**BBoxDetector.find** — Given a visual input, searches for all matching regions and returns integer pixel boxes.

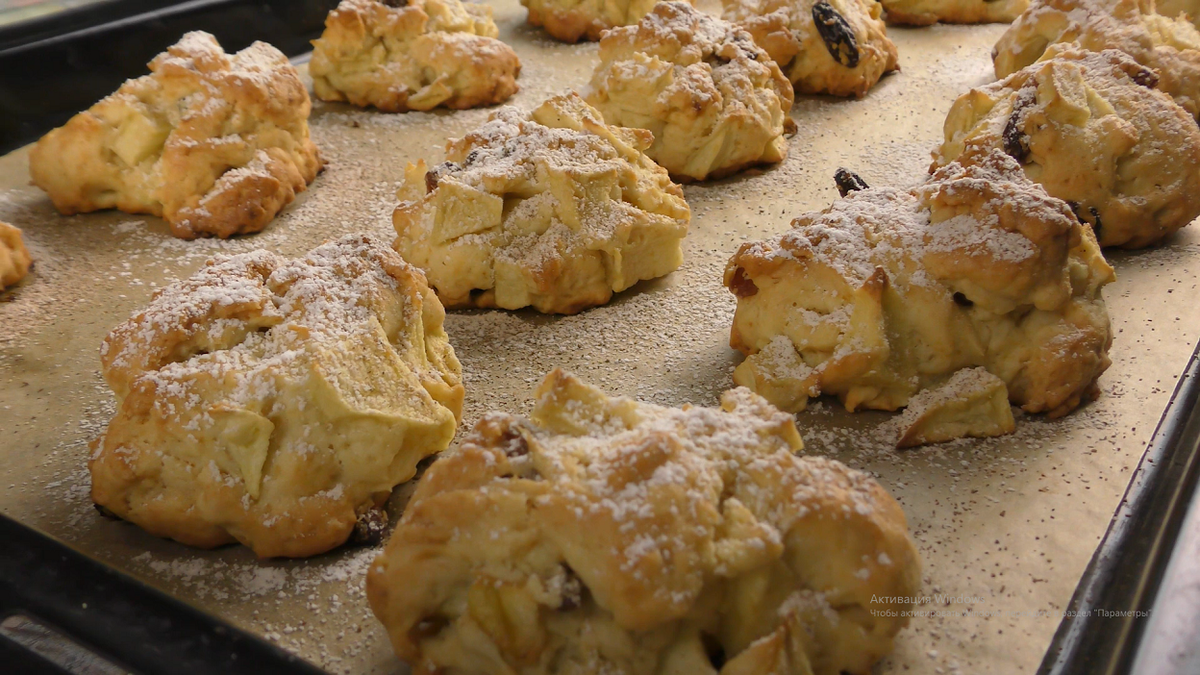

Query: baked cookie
[993,0,1200,120]
[29,32,321,240]
[725,148,1114,427]
[722,0,899,98]
[521,0,689,42]
[584,2,796,181]
[881,0,1028,25]
[368,369,921,675]
[0,222,32,292]
[310,0,521,112]
[91,235,463,558]
[392,92,691,314]
[937,47,1200,248]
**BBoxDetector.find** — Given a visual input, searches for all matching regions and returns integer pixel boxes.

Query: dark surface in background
[0,516,331,674]
[3,1,1200,672]
[0,0,338,155]
[1038,344,1200,675]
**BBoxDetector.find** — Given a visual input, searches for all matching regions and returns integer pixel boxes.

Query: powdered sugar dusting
[2,10,1199,675]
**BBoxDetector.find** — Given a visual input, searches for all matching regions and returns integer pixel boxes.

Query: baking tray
[3,1,1200,673]
[0,0,340,155]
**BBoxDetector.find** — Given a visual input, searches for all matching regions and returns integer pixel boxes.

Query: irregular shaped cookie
[893,367,1016,447]
[882,0,1028,25]
[368,369,921,675]
[725,148,1114,425]
[0,222,32,291]
[29,32,322,240]
[91,235,463,558]
[522,0,690,42]
[722,0,899,97]
[310,0,521,112]
[936,47,1200,248]
[393,92,691,314]
[993,0,1200,119]
[584,2,796,181]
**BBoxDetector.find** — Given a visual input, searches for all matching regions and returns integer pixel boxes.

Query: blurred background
[0,0,107,27]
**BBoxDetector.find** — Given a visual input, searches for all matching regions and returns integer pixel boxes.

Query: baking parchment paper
[2,2,1199,673]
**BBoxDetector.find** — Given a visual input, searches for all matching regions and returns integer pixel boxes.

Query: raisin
[380,0,407,6]
[350,506,389,545]
[499,427,529,458]
[424,161,459,193]
[834,168,869,196]
[1067,201,1103,240]
[1002,89,1035,163]
[728,267,758,298]
[952,292,973,307]
[812,2,860,68]
[1132,68,1158,89]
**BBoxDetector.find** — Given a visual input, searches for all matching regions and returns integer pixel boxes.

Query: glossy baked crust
[725,148,1114,427]
[91,235,463,558]
[722,0,898,98]
[0,222,32,292]
[993,0,1200,120]
[310,0,521,112]
[29,32,322,239]
[392,93,691,314]
[585,1,795,181]
[938,47,1200,248]
[368,369,921,675]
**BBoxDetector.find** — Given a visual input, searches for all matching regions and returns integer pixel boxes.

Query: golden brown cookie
[91,235,463,558]
[0,222,32,292]
[29,32,322,240]
[368,369,921,675]
[938,47,1200,248]
[310,0,521,112]
[993,0,1200,120]
[722,0,899,97]
[882,0,1028,25]
[392,92,691,314]
[522,0,690,42]
[584,2,795,181]
[725,148,1114,426]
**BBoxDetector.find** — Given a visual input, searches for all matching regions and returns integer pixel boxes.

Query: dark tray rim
[2,1,1199,673]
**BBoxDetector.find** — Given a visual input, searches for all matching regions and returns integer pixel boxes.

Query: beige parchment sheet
[2,2,1200,673]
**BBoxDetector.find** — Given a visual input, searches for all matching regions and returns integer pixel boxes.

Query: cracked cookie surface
[722,0,898,97]
[368,369,920,675]
[938,47,1200,248]
[310,0,521,112]
[392,92,690,314]
[725,148,1114,428]
[29,32,322,239]
[994,0,1200,120]
[585,2,795,181]
[91,235,463,558]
